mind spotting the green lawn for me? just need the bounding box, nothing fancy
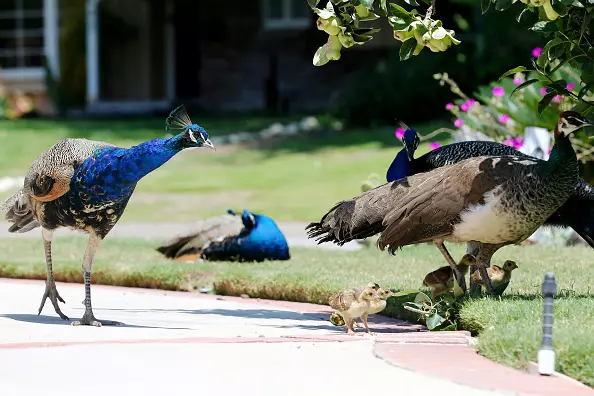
[0,236,592,386]
[0,117,450,222]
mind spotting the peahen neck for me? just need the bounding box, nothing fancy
[386,148,411,182]
[545,132,578,182]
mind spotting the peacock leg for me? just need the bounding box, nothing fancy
[467,241,481,294]
[71,232,120,327]
[433,240,467,292]
[38,228,69,320]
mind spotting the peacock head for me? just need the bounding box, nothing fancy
[556,111,594,137]
[182,125,215,150]
[402,128,420,161]
[241,209,257,229]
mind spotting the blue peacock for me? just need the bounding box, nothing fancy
[0,105,214,326]
[156,208,290,262]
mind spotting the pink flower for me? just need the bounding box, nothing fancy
[532,47,543,58]
[429,142,441,151]
[454,119,464,128]
[540,87,548,96]
[513,77,523,85]
[461,102,469,112]
[395,127,405,139]
[566,83,575,91]
[512,136,524,149]
[492,87,505,97]
[445,103,454,110]
[552,95,562,103]
[503,138,514,147]
[468,98,476,106]
[498,114,510,124]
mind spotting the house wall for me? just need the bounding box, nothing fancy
[192,1,396,113]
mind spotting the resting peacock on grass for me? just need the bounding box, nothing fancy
[0,105,215,326]
[307,111,594,295]
[157,208,290,262]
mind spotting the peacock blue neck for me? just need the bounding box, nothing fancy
[74,133,188,201]
[386,148,411,182]
[544,132,578,184]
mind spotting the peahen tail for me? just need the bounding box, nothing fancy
[306,182,393,245]
[1,189,40,233]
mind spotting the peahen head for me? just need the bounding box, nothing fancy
[165,105,215,150]
[556,111,594,137]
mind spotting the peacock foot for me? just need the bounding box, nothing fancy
[38,280,69,320]
[71,312,121,327]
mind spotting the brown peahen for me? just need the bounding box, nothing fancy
[307,111,593,295]
[0,105,215,326]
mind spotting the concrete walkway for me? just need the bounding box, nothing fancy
[0,279,591,396]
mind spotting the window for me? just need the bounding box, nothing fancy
[263,0,311,30]
[0,0,44,70]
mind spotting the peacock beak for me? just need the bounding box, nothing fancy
[203,139,216,151]
[404,142,414,161]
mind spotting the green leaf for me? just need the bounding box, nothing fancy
[537,38,565,67]
[497,66,527,82]
[550,0,568,16]
[481,0,491,14]
[313,44,330,67]
[530,20,559,32]
[516,7,531,22]
[495,0,513,11]
[538,92,557,115]
[511,78,543,95]
[360,0,374,8]
[307,0,320,8]
[426,313,446,330]
[389,3,411,19]
[414,291,432,305]
[578,83,594,99]
[399,38,417,61]
[438,323,458,331]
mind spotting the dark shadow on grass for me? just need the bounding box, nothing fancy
[498,293,594,301]
[0,313,192,330]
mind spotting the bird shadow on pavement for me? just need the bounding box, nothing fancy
[0,313,192,330]
[100,307,423,334]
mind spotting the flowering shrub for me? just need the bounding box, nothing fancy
[431,48,594,162]
[306,0,594,116]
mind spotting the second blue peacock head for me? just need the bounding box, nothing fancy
[165,104,215,150]
[402,128,420,161]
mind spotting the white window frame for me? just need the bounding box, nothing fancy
[0,0,45,81]
[262,0,311,30]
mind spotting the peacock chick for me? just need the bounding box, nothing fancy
[422,254,475,300]
[472,260,518,289]
[351,287,395,334]
[328,282,379,335]
[0,105,215,327]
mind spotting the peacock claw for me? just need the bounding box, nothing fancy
[71,313,120,327]
[38,280,69,320]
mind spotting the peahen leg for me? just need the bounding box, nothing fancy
[71,232,119,327]
[38,228,69,320]
[433,240,467,292]
[472,244,501,296]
